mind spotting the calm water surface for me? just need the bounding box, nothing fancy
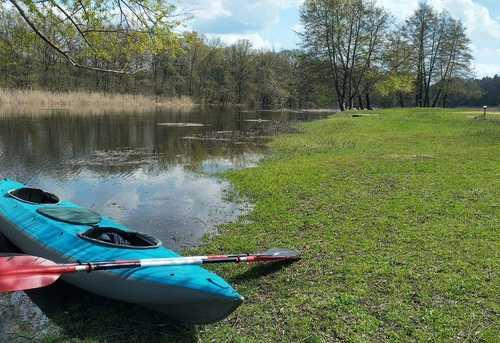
[0,108,330,341]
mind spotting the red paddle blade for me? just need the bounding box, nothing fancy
[0,255,62,292]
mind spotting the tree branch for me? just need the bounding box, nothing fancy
[9,0,128,73]
[49,0,97,53]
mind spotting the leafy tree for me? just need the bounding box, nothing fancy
[436,78,482,107]
[374,33,414,107]
[3,0,181,73]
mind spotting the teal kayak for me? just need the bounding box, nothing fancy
[0,178,243,324]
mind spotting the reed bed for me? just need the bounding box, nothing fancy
[0,88,195,115]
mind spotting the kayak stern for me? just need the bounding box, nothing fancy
[145,292,244,324]
[62,264,244,324]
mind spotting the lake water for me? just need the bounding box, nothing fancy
[0,107,330,341]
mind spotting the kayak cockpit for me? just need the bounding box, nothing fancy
[35,206,161,249]
[78,227,161,249]
[8,188,60,205]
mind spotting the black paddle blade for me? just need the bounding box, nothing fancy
[259,248,300,260]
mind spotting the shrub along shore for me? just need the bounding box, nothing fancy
[0,88,194,115]
[196,108,499,341]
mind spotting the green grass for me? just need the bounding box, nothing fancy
[34,108,498,342]
[195,108,499,342]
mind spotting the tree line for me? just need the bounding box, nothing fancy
[0,0,498,110]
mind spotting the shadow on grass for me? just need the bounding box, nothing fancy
[229,260,297,283]
[0,233,197,343]
[26,283,196,342]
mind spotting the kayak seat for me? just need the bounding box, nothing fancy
[9,188,60,205]
[78,227,161,249]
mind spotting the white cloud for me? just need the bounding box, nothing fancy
[293,23,304,34]
[205,33,273,49]
[472,62,500,77]
[376,0,419,19]
[178,0,304,33]
[194,0,230,20]
[438,0,500,40]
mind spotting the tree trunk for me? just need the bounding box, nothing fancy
[398,92,405,107]
[442,93,448,108]
[431,88,442,107]
[357,94,364,109]
[365,93,372,110]
[424,86,430,107]
[337,96,345,111]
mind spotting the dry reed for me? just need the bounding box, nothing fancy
[0,88,195,115]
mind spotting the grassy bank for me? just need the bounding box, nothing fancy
[195,108,499,342]
[0,88,194,115]
[11,108,498,342]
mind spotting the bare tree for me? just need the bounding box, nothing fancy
[227,40,254,105]
[402,4,472,107]
[300,0,389,111]
[431,15,472,107]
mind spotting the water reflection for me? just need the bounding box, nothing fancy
[35,166,251,249]
[0,109,268,249]
[0,109,266,181]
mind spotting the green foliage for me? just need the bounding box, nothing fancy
[376,74,414,96]
[4,0,181,72]
[0,2,494,109]
[439,78,483,106]
[477,75,500,106]
[1,9,333,108]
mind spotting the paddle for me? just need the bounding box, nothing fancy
[0,249,299,293]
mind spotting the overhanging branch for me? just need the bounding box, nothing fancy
[9,0,130,74]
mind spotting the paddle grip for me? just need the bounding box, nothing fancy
[86,261,142,271]
[204,257,241,264]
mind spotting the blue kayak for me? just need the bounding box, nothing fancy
[0,178,243,324]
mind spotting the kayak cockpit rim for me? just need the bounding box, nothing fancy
[78,226,162,249]
[8,187,60,205]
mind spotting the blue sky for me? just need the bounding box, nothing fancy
[177,0,500,77]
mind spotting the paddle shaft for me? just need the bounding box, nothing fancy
[7,254,288,275]
[0,249,299,292]
[90,254,287,271]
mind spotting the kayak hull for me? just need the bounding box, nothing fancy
[63,272,243,324]
[0,179,243,324]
